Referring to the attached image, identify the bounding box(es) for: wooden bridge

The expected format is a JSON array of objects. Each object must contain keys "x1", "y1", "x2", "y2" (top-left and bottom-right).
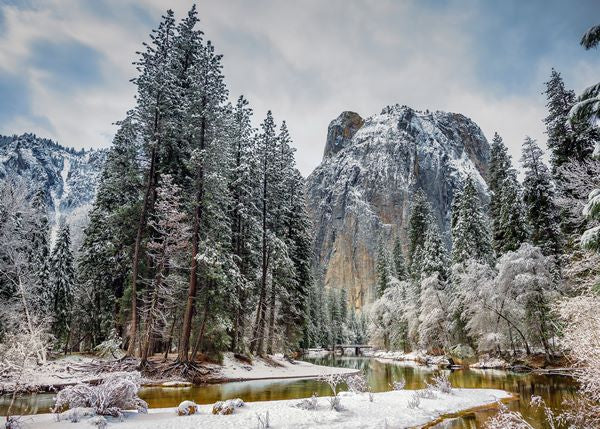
[{"x1": 334, "y1": 344, "x2": 373, "y2": 356}]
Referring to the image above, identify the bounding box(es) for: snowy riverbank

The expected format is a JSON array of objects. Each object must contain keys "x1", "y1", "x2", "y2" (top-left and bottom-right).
[
  {"x1": 0, "y1": 353, "x2": 358, "y2": 393},
  {"x1": 22, "y1": 388, "x2": 511, "y2": 428}
]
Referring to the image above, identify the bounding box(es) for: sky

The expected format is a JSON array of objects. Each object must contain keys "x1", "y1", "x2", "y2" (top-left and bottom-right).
[{"x1": 0, "y1": 0, "x2": 599, "y2": 176}]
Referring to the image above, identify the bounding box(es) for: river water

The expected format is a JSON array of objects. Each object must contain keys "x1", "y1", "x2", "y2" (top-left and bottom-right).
[{"x1": 1, "y1": 356, "x2": 579, "y2": 427}]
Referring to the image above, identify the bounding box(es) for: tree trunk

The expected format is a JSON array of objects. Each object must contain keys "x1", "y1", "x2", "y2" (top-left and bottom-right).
[
  {"x1": 266, "y1": 285, "x2": 276, "y2": 354},
  {"x1": 127, "y1": 146, "x2": 157, "y2": 356},
  {"x1": 178, "y1": 111, "x2": 206, "y2": 362}
]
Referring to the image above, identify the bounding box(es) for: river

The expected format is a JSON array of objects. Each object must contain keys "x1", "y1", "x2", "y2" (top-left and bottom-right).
[{"x1": 1, "y1": 356, "x2": 579, "y2": 427}]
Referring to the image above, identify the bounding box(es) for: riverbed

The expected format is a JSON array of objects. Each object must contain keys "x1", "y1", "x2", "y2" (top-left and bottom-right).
[{"x1": 1, "y1": 356, "x2": 578, "y2": 427}]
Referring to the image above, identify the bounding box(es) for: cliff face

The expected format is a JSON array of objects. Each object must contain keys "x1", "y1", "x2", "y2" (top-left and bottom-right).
[
  {"x1": 0, "y1": 133, "x2": 106, "y2": 243},
  {"x1": 306, "y1": 105, "x2": 490, "y2": 308}
]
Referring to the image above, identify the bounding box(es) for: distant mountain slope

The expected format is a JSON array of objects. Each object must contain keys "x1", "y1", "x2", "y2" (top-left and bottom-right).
[
  {"x1": 306, "y1": 105, "x2": 490, "y2": 308},
  {"x1": 0, "y1": 133, "x2": 106, "y2": 244}
]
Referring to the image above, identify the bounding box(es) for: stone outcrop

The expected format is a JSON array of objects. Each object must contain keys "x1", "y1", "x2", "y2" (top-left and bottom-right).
[{"x1": 306, "y1": 104, "x2": 490, "y2": 308}]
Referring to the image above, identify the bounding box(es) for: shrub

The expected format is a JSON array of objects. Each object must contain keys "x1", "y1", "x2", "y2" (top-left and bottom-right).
[
  {"x1": 429, "y1": 373, "x2": 452, "y2": 394},
  {"x1": 212, "y1": 398, "x2": 244, "y2": 415},
  {"x1": 294, "y1": 394, "x2": 318, "y2": 410},
  {"x1": 391, "y1": 378, "x2": 406, "y2": 390},
  {"x1": 407, "y1": 392, "x2": 420, "y2": 409},
  {"x1": 52, "y1": 373, "x2": 148, "y2": 418}
]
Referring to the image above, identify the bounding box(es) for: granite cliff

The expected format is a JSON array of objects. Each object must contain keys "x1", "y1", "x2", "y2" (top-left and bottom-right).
[{"x1": 306, "y1": 105, "x2": 490, "y2": 308}]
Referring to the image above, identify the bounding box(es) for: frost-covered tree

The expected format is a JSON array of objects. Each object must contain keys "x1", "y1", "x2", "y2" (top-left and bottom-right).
[
  {"x1": 29, "y1": 188, "x2": 51, "y2": 312},
  {"x1": 375, "y1": 239, "x2": 393, "y2": 297},
  {"x1": 496, "y1": 170, "x2": 528, "y2": 254},
  {"x1": 488, "y1": 133, "x2": 511, "y2": 250},
  {"x1": 408, "y1": 190, "x2": 431, "y2": 275},
  {"x1": 520, "y1": 137, "x2": 561, "y2": 258},
  {"x1": 140, "y1": 175, "x2": 190, "y2": 363},
  {"x1": 50, "y1": 223, "x2": 75, "y2": 351},
  {"x1": 418, "y1": 218, "x2": 451, "y2": 350},
  {"x1": 369, "y1": 281, "x2": 417, "y2": 351},
  {"x1": 451, "y1": 176, "x2": 492, "y2": 265},
  {"x1": 392, "y1": 235, "x2": 408, "y2": 281}
]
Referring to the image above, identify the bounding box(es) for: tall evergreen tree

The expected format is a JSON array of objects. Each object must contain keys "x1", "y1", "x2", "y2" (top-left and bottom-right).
[
  {"x1": 375, "y1": 240, "x2": 392, "y2": 297},
  {"x1": 29, "y1": 188, "x2": 51, "y2": 312},
  {"x1": 392, "y1": 235, "x2": 408, "y2": 281},
  {"x1": 451, "y1": 176, "x2": 493, "y2": 265},
  {"x1": 408, "y1": 189, "x2": 431, "y2": 275},
  {"x1": 496, "y1": 171, "x2": 528, "y2": 254},
  {"x1": 487, "y1": 133, "x2": 512, "y2": 253},
  {"x1": 520, "y1": 137, "x2": 562, "y2": 257},
  {"x1": 50, "y1": 223, "x2": 75, "y2": 351},
  {"x1": 421, "y1": 216, "x2": 449, "y2": 280}
]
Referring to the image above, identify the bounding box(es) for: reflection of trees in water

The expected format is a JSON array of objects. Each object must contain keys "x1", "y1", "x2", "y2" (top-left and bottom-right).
[{"x1": 3, "y1": 357, "x2": 580, "y2": 426}]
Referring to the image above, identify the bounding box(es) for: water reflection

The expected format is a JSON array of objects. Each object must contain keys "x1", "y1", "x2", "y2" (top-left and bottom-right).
[{"x1": 0, "y1": 356, "x2": 579, "y2": 428}]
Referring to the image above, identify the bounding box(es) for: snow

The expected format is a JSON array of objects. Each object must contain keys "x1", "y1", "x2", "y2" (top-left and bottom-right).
[
  {"x1": 218, "y1": 353, "x2": 358, "y2": 380},
  {"x1": 23, "y1": 388, "x2": 511, "y2": 428}
]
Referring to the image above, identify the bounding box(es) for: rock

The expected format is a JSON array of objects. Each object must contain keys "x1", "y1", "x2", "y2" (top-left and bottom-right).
[
  {"x1": 323, "y1": 111, "x2": 364, "y2": 158},
  {"x1": 177, "y1": 400, "x2": 199, "y2": 416},
  {"x1": 212, "y1": 398, "x2": 245, "y2": 415},
  {"x1": 306, "y1": 105, "x2": 490, "y2": 308},
  {"x1": 448, "y1": 344, "x2": 477, "y2": 366}
]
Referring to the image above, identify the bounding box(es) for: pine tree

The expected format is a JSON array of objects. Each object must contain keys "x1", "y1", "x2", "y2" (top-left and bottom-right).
[
  {"x1": 421, "y1": 216, "x2": 449, "y2": 280},
  {"x1": 77, "y1": 116, "x2": 142, "y2": 347},
  {"x1": 408, "y1": 189, "x2": 431, "y2": 275},
  {"x1": 520, "y1": 137, "x2": 562, "y2": 257},
  {"x1": 451, "y1": 176, "x2": 493, "y2": 265},
  {"x1": 392, "y1": 235, "x2": 408, "y2": 281},
  {"x1": 376, "y1": 240, "x2": 392, "y2": 297},
  {"x1": 29, "y1": 188, "x2": 51, "y2": 312},
  {"x1": 496, "y1": 171, "x2": 528, "y2": 254},
  {"x1": 543, "y1": 69, "x2": 580, "y2": 168},
  {"x1": 50, "y1": 223, "x2": 75, "y2": 351},
  {"x1": 487, "y1": 133, "x2": 512, "y2": 253}
]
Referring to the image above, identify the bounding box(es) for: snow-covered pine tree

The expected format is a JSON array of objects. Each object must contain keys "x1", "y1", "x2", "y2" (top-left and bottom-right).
[
  {"x1": 408, "y1": 189, "x2": 431, "y2": 276},
  {"x1": 375, "y1": 239, "x2": 392, "y2": 297},
  {"x1": 77, "y1": 116, "x2": 142, "y2": 348},
  {"x1": 543, "y1": 69, "x2": 582, "y2": 168},
  {"x1": 50, "y1": 223, "x2": 75, "y2": 351},
  {"x1": 496, "y1": 170, "x2": 528, "y2": 254},
  {"x1": 251, "y1": 111, "x2": 278, "y2": 356},
  {"x1": 418, "y1": 216, "x2": 451, "y2": 350},
  {"x1": 228, "y1": 95, "x2": 260, "y2": 354},
  {"x1": 140, "y1": 175, "x2": 190, "y2": 363},
  {"x1": 392, "y1": 235, "x2": 408, "y2": 281},
  {"x1": 29, "y1": 188, "x2": 51, "y2": 312},
  {"x1": 451, "y1": 176, "x2": 493, "y2": 265},
  {"x1": 520, "y1": 137, "x2": 562, "y2": 258},
  {"x1": 487, "y1": 133, "x2": 512, "y2": 253},
  {"x1": 179, "y1": 35, "x2": 229, "y2": 362},
  {"x1": 127, "y1": 9, "x2": 177, "y2": 356}
]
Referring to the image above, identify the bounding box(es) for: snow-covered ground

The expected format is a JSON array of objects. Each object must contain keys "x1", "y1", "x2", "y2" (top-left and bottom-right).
[
  {"x1": 22, "y1": 388, "x2": 511, "y2": 428},
  {"x1": 218, "y1": 353, "x2": 358, "y2": 380},
  {"x1": 1, "y1": 354, "x2": 358, "y2": 393},
  {"x1": 362, "y1": 349, "x2": 451, "y2": 367}
]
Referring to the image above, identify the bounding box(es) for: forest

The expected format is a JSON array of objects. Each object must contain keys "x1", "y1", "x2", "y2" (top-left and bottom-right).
[{"x1": 1, "y1": 4, "x2": 600, "y2": 428}]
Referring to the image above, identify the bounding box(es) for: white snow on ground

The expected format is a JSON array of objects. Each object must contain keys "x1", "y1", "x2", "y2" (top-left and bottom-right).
[
  {"x1": 23, "y1": 388, "x2": 511, "y2": 429},
  {"x1": 218, "y1": 353, "x2": 358, "y2": 380},
  {"x1": 363, "y1": 349, "x2": 451, "y2": 366}
]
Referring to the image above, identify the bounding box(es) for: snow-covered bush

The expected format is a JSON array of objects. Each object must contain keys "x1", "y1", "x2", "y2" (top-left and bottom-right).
[
  {"x1": 415, "y1": 387, "x2": 436, "y2": 399},
  {"x1": 94, "y1": 329, "x2": 125, "y2": 359},
  {"x1": 293, "y1": 394, "x2": 318, "y2": 410},
  {"x1": 318, "y1": 374, "x2": 347, "y2": 411},
  {"x1": 346, "y1": 373, "x2": 369, "y2": 394},
  {"x1": 391, "y1": 378, "x2": 405, "y2": 390},
  {"x1": 212, "y1": 398, "x2": 244, "y2": 415},
  {"x1": 256, "y1": 410, "x2": 270, "y2": 429},
  {"x1": 429, "y1": 373, "x2": 452, "y2": 394},
  {"x1": 407, "y1": 392, "x2": 420, "y2": 409},
  {"x1": 177, "y1": 400, "x2": 199, "y2": 416},
  {"x1": 485, "y1": 402, "x2": 533, "y2": 429},
  {"x1": 52, "y1": 373, "x2": 148, "y2": 418},
  {"x1": 4, "y1": 416, "x2": 23, "y2": 429}
]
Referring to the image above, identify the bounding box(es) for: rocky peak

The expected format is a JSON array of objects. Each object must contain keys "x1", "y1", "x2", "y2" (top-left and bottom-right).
[
  {"x1": 306, "y1": 104, "x2": 490, "y2": 309},
  {"x1": 323, "y1": 111, "x2": 364, "y2": 159}
]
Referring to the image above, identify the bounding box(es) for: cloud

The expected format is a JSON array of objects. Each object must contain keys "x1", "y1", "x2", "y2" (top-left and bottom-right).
[{"x1": 0, "y1": 0, "x2": 599, "y2": 175}]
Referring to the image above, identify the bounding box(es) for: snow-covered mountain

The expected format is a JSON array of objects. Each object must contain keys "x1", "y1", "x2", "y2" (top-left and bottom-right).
[
  {"x1": 306, "y1": 105, "x2": 490, "y2": 308},
  {"x1": 0, "y1": 133, "x2": 106, "y2": 244}
]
